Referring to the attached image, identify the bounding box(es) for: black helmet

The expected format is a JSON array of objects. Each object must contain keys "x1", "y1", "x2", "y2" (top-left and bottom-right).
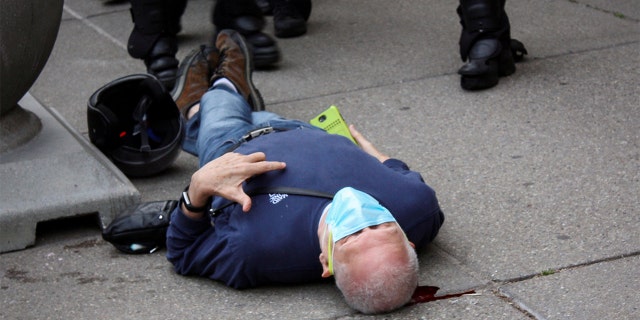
[{"x1": 87, "y1": 74, "x2": 184, "y2": 177}]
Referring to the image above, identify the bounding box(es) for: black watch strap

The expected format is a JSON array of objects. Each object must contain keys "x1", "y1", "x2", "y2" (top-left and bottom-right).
[{"x1": 180, "y1": 186, "x2": 210, "y2": 212}]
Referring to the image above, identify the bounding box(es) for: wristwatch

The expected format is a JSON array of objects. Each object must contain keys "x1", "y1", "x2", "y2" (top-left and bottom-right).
[{"x1": 180, "y1": 186, "x2": 210, "y2": 213}]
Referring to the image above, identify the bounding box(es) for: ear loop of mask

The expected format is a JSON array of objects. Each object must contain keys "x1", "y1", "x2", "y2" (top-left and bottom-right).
[
  {"x1": 321, "y1": 204, "x2": 336, "y2": 276},
  {"x1": 327, "y1": 230, "x2": 334, "y2": 275}
]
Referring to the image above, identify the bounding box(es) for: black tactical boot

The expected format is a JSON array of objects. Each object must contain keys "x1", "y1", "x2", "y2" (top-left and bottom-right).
[
  {"x1": 213, "y1": 0, "x2": 281, "y2": 68},
  {"x1": 456, "y1": 0, "x2": 527, "y2": 90},
  {"x1": 127, "y1": 0, "x2": 187, "y2": 91},
  {"x1": 272, "y1": 0, "x2": 311, "y2": 38},
  {"x1": 142, "y1": 36, "x2": 180, "y2": 90},
  {"x1": 256, "y1": 0, "x2": 273, "y2": 15}
]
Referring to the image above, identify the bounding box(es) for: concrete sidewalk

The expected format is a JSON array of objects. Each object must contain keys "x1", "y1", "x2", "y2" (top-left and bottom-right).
[{"x1": 1, "y1": 0, "x2": 639, "y2": 319}]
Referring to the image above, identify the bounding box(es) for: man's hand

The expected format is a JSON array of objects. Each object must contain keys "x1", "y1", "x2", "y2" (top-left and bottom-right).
[
  {"x1": 184, "y1": 152, "x2": 286, "y2": 217},
  {"x1": 349, "y1": 125, "x2": 390, "y2": 163}
]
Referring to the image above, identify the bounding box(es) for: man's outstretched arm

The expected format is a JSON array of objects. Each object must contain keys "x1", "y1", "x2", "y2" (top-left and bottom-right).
[
  {"x1": 349, "y1": 124, "x2": 425, "y2": 182},
  {"x1": 348, "y1": 125, "x2": 390, "y2": 163}
]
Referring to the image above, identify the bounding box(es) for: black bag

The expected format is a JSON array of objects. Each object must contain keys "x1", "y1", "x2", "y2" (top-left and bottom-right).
[{"x1": 102, "y1": 200, "x2": 178, "y2": 254}]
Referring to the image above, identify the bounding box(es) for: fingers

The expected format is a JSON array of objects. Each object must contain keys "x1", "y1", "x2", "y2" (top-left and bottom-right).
[
  {"x1": 236, "y1": 152, "x2": 286, "y2": 169},
  {"x1": 191, "y1": 152, "x2": 286, "y2": 212},
  {"x1": 229, "y1": 153, "x2": 285, "y2": 212},
  {"x1": 222, "y1": 187, "x2": 253, "y2": 212},
  {"x1": 242, "y1": 151, "x2": 267, "y2": 162},
  {"x1": 242, "y1": 152, "x2": 287, "y2": 175},
  {"x1": 349, "y1": 124, "x2": 366, "y2": 145},
  {"x1": 216, "y1": 152, "x2": 286, "y2": 176},
  {"x1": 348, "y1": 124, "x2": 360, "y2": 136},
  {"x1": 239, "y1": 196, "x2": 253, "y2": 212},
  {"x1": 349, "y1": 124, "x2": 374, "y2": 150}
]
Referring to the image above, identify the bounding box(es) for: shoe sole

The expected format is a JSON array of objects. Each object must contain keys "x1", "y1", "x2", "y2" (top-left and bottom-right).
[
  {"x1": 275, "y1": 24, "x2": 307, "y2": 38},
  {"x1": 171, "y1": 48, "x2": 201, "y2": 102},
  {"x1": 224, "y1": 30, "x2": 266, "y2": 111},
  {"x1": 460, "y1": 48, "x2": 517, "y2": 91},
  {"x1": 253, "y1": 50, "x2": 281, "y2": 69}
]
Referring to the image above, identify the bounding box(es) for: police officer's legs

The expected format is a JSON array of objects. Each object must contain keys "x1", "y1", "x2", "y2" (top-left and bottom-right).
[
  {"x1": 127, "y1": 0, "x2": 186, "y2": 91},
  {"x1": 456, "y1": 0, "x2": 527, "y2": 90},
  {"x1": 212, "y1": 0, "x2": 281, "y2": 68},
  {"x1": 271, "y1": 0, "x2": 312, "y2": 38}
]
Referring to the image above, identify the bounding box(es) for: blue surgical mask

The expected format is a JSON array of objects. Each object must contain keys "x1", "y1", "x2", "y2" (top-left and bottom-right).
[{"x1": 324, "y1": 187, "x2": 397, "y2": 274}]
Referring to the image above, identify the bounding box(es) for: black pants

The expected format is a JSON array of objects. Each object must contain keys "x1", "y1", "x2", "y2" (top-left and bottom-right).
[
  {"x1": 128, "y1": 0, "x2": 264, "y2": 58},
  {"x1": 457, "y1": 0, "x2": 511, "y2": 61}
]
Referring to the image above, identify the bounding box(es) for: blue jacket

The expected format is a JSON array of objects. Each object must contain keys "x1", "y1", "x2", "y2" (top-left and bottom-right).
[{"x1": 166, "y1": 129, "x2": 444, "y2": 289}]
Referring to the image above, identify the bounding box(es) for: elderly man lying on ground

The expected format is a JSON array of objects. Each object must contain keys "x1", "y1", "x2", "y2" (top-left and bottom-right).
[{"x1": 166, "y1": 29, "x2": 445, "y2": 314}]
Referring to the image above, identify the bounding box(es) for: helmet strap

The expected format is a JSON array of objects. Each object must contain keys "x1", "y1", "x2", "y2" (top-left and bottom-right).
[{"x1": 132, "y1": 95, "x2": 152, "y2": 152}]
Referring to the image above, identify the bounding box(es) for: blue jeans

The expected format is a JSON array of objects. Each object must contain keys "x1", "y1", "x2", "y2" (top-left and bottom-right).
[{"x1": 183, "y1": 86, "x2": 321, "y2": 167}]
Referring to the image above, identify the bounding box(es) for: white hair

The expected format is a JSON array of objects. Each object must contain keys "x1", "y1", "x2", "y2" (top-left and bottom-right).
[{"x1": 333, "y1": 240, "x2": 419, "y2": 314}]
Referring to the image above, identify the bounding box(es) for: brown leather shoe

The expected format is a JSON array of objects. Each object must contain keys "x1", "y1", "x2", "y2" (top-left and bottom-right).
[
  {"x1": 211, "y1": 30, "x2": 265, "y2": 111},
  {"x1": 172, "y1": 45, "x2": 219, "y2": 117}
]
